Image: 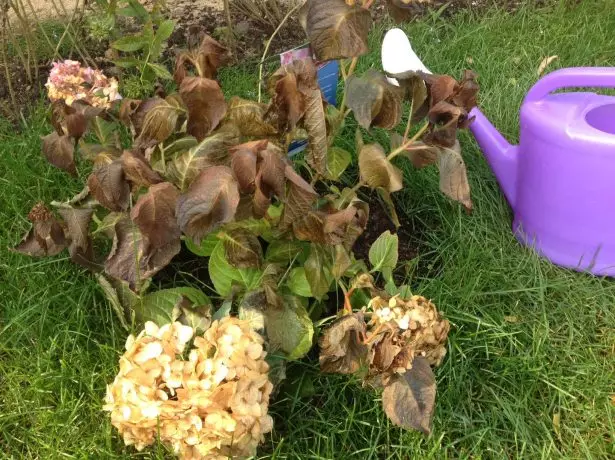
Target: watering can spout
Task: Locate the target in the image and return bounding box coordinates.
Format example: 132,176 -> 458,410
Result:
469,107 -> 518,206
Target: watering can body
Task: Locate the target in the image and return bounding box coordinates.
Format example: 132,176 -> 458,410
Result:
471,67 -> 615,276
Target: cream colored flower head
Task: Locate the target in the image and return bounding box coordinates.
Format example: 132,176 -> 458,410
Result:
104,318 -> 274,459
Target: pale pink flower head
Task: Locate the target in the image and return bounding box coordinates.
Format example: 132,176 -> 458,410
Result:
46,60 -> 122,109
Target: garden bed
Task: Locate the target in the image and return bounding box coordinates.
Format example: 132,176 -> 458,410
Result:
1,1 -> 613,459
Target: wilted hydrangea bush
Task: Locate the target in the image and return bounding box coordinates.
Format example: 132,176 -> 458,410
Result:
14,0 -> 479,457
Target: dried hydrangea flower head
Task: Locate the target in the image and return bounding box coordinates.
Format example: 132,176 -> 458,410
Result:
368,294 -> 450,370
103,318 -> 273,459
46,60 -> 121,108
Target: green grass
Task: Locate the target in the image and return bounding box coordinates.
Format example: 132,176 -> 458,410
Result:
2,1 -> 615,458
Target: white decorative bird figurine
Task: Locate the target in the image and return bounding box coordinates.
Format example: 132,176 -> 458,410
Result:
381,28 -> 431,85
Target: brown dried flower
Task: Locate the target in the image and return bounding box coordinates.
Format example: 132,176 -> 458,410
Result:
368,294 -> 450,372
103,318 -> 273,459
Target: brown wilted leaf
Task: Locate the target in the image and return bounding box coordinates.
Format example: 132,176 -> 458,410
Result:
227,97 -> 277,137
370,330 -> 402,375
401,142 -> 439,169
343,199 -> 369,250
130,182 -> 181,249
80,143 -> 122,165
331,244 -> 352,280
121,150 -> 163,188
437,141 -> 472,211
382,357 -> 436,434
358,144 -> 403,192
452,70 -> 479,113
255,144 -> 287,200
305,0 -> 372,61
168,125 -> 240,191
424,101 -> 466,148
222,228 -> 263,269
179,76 -> 227,141
346,69 -> 404,130
57,207 -> 96,270
173,34 -> 231,84
319,312 -> 369,374
390,74 -> 429,122
135,99 -> 180,146
293,201 -> 366,246
281,165 -> 318,229
303,87 -> 328,175
118,98 -> 142,130
87,160 -> 131,212
386,0 -> 419,23
176,166 -> 240,243
425,74 -> 458,106
41,132 -> 76,176
230,140 -> 269,194
194,34 -> 231,80
538,55 -> 558,76
64,106 -> 87,140
104,217 -> 180,289
173,53 -> 192,86
12,202 -> 67,257
265,70 -> 306,132
120,98 -> 166,139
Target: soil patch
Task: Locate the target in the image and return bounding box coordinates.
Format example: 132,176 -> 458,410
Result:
352,193 -> 418,266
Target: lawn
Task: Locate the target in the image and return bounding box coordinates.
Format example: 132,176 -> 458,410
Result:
1,1 -> 614,458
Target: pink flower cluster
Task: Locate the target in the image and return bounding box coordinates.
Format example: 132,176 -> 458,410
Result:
46,60 -> 121,108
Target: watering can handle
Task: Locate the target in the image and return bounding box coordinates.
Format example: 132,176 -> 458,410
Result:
525,67 -> 615,103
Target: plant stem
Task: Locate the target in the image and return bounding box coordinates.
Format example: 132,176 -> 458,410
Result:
387,122 -> 429,161
362,0 -> 375,8
336,57 -> 358,120
223,0 -> 236,59
257,2 -> 302,103
403,101 -> 414,142
343,287 -> 355,313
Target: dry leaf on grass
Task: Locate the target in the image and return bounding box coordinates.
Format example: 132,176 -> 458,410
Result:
538,56 -> 558,75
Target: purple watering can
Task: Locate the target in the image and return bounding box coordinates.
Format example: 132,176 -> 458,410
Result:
381,29 -> 615,276
470,67 -> 615,276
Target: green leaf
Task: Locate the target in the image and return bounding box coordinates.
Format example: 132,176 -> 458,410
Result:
118,0 -> 149,20
304,244 -> 334,300
151,19 -> 175,58
398,285 -> 412,299
184,233 -> 219,257
287,267 -> 312,297
377,187 -> 401,228
331,244 -> 352,280
384,278 -> 398,296
96,274 -> 136,330
208,241 -> 261,297
135,287 -> 210,327
265,240 -> 308,264
225,218 -> 271,237
147,62 -> 173,80
213,300 -> 232,321
346,69 -> 403,130
239,291 -> 266,330
359,143 -> 403,192
369,230 -> 399,276
325,146 -> 352,180
112,58 -> 143,69
112,34 -> 149,52
266,295 -> 314,360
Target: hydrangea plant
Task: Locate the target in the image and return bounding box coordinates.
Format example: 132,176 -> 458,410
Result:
13,0 -> 479,457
